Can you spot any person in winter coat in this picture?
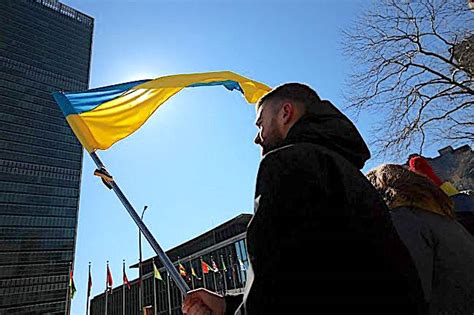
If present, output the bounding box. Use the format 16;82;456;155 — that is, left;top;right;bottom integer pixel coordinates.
183;83;425;315
407;155;474;235
367;164;474;314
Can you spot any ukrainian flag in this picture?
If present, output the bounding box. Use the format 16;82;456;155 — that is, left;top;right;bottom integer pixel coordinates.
53;71;271;152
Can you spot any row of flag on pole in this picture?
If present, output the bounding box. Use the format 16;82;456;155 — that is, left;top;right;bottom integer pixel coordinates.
69;256;247;299
179;256;247;279
158;256;247;283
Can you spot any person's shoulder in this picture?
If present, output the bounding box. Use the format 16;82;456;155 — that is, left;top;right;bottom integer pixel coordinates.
391;206;456;232
391;207;425;222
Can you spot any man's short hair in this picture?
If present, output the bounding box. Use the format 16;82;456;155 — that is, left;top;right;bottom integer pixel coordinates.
256;83;321;113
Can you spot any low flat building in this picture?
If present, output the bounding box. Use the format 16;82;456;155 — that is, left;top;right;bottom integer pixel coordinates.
90;214;251;315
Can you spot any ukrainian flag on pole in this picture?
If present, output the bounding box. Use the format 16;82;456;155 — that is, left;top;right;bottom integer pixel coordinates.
53;71;270;152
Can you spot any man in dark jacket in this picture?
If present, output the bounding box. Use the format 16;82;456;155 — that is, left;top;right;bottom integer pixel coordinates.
183;83;424;314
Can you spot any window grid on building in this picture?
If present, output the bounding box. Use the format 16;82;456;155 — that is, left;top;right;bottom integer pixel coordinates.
0;0;92;313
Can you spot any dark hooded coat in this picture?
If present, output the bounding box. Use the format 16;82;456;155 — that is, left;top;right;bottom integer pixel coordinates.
225;101;425;314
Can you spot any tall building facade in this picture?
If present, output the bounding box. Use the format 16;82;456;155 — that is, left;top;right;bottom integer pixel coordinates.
90;214;252;315
0;0;93;313
428;145;473;191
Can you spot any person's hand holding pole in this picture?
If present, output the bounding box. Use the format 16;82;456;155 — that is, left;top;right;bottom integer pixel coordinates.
182;289;226;315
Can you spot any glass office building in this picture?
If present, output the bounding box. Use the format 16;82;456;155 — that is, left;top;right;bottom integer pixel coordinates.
0;0;93;313
90;214;252;315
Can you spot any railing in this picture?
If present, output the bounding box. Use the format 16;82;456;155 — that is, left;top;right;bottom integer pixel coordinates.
32;0;94;26
0;56;88;91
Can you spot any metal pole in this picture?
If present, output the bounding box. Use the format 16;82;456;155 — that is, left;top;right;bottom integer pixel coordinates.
190;262;195;290
139;230;142;313
122;260;126;315
65;262;71;315
105;261;109;315
90;152;190;296
104;289;108;315
153;259;157;315
229;255;237;290
86;262;91;315
166;274;172;315
213;272;218;292
139;205;147;313
211;257;218;292
201;258;207;290
221;255;228;294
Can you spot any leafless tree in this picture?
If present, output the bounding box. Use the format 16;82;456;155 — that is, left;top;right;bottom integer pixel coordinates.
343;0;473;158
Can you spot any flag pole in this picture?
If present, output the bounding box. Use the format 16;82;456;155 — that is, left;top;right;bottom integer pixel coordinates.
86;262;91;315
213;272;218;293
166;274;172;315
105;261;109;315
221;255;228;295
65;262;71;315
153;258;157;315
210;256;218;292
200;257;207;290
89;152;190;296
190;262;195;290
229;255;237;290
122;260;126;315
138;205;148;313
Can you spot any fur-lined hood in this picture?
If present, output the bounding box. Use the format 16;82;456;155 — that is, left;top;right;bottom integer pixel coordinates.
367;164;455;218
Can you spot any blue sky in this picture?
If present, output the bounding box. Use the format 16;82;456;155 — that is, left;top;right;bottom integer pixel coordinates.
57;0;442;313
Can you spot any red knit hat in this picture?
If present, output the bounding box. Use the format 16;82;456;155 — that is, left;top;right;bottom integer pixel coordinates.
408;156;443;186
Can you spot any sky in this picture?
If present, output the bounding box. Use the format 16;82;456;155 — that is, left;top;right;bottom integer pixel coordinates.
55;0;443;313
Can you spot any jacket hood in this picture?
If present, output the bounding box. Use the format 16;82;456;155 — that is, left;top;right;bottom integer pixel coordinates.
283;100;370;169
366;164;455;218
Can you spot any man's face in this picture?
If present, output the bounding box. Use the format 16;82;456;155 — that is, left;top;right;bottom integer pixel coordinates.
254;101;285;155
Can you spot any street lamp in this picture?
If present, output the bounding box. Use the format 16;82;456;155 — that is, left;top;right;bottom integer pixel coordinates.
138;205;148;313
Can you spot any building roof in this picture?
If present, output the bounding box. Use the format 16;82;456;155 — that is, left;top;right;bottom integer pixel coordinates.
30;0;94;26
130;213;252;268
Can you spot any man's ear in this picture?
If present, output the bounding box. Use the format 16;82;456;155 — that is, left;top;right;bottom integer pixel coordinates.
281;102;294;125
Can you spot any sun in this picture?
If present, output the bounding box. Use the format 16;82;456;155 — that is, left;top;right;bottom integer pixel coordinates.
123;72;154;82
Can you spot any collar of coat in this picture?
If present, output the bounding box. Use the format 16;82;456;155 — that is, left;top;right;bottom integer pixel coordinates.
389;196;455;219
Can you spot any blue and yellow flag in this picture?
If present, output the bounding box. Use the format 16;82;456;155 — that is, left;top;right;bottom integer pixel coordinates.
53;71;271;152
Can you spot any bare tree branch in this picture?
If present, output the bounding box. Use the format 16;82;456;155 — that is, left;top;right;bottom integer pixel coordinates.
342;0;473;158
